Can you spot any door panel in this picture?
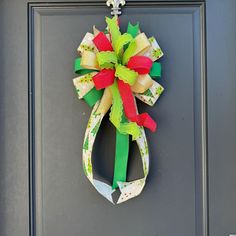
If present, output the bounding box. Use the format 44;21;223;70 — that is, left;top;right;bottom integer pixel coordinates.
28;2;206;236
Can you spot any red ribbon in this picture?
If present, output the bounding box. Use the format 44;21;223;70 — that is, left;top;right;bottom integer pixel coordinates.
93;69;115;90
93;32;113;51
117;79;157;132
127;56;153;74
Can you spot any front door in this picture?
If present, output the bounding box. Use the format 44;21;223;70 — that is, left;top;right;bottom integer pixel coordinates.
1;1;236;236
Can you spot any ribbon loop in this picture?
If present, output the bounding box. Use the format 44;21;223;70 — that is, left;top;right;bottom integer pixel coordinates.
96;51;117;69
92;69;115;90
73;72;97;99
81;51;100;70
114;33;133;58
132;33;151;56
134;80;164;106
96;88;113;115
127;55;153;74
74;57;97;75
122;40;136;65
77;32;96;54
82;102;150;204
93;32;113;51
131;74;154;93
115;64;138;85
106;16;121;47
144;36;164;61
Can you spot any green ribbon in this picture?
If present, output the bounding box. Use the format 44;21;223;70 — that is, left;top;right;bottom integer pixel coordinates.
74;58;102;107
112;123;129;189
109;80;140;188
106;16;121;48
123;22;139;54
127;22;139;38
96;51;117;69
122;40;136;65
114;33;133;60
150;62;162;79
83;87;103;107
74;57;96;75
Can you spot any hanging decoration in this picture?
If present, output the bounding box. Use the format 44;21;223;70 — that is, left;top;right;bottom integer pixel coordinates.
73;0;164;204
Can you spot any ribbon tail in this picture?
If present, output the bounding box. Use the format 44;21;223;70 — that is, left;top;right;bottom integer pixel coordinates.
109;80;141;140
112;129;129;189
127;22;140;38
117;79;157;132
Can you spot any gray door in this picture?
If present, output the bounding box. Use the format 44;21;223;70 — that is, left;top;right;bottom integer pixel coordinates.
0;0;236;236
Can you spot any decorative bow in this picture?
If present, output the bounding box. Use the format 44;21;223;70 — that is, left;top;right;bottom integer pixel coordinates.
73;16;164;204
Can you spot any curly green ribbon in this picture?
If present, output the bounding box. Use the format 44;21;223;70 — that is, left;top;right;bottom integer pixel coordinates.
106;16;121;47
122;40;137;65
96;51;117;69
127;22;140;38
114;33;133;60
115;64;138;86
